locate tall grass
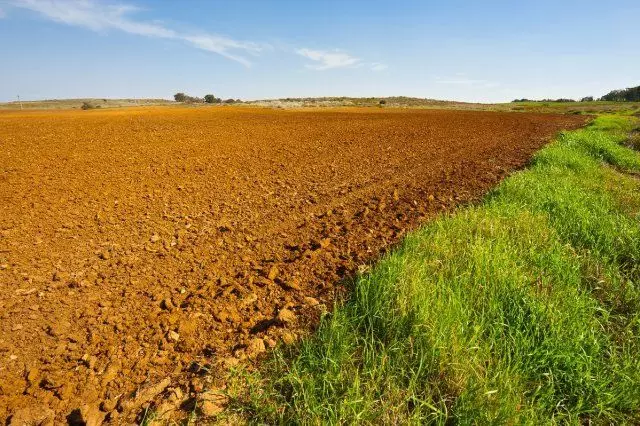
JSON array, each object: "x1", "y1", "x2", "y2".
[{"x1": 229, "y1": 115, "x2": 640, "y2": 424}]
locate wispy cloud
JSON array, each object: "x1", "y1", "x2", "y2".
[
  {"x1": 8, "y1": 1, "x2": 384, "y2": 70},
  {"x1": 182, "y1": 35, "x2": 265, "y2": 67},
  {"x1": 296, "y1": 48, "x2": 361, "y2": 70},
  {"x1": 10, "y1": 0, "x2": 265, "y2": 66},
  {"x1": 0, "y1": 7, "x2": 6, "y2": 18},
  {"x1": 370, "y1": 62, "x2": 388, "y2": 72}
]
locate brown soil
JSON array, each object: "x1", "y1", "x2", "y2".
[{"x1": 0, "y1": 107, "x2": 586, "y2": 423}]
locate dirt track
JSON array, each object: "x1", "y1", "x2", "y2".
[{"x1": 0, "y1": 107, "x2": 586, "y2": 423}]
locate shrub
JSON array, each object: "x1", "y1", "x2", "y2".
[
  {"x1": 174, "y1": 93, "x2": 204, "y2": 103},
  {"x1": 204, "y1": 94, "x2": 222, "y2": 104}
]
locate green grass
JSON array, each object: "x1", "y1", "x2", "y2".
[
  {"x1": 508, "y1": 101, "x2": 640, "y2": 115},
  {"x1": 228, "y1": 115, "x2": 640, "y2": 425}
]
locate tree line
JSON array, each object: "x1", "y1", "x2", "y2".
[
  {"x1": 599, "y1": 86, "x2": 640, "y2": 102},
  {"x1": 174, "y1": 93, "x2": 241, "y2": 104},
  {"x1": 512, "y1": 85, "x2": 640, "y2": 103}
]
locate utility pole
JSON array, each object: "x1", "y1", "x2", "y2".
[{"x1": 18, "y1": 95, "x2": 23, "y2": 110}]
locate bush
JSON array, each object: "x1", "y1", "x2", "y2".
[
  {"x1": 581, "y1": 96, "x2": 594, "y2": 102},
  {"x1": 204, "y1": 94, "x2": 222, "y2": 104},
  {"x1": 174, "y1": 92, "x2": 186, "y2": 102},
  {"x1": 81, "y1": 102, "x2": 96, "y2": 110}
]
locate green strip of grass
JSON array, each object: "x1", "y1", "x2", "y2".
[{"x1": 229, "y1": 115, "x2": 640, "y2": 425}]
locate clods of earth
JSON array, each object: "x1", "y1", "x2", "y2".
[{"x1": 0, "y1": 107, "x2": 586, "y2": 423}]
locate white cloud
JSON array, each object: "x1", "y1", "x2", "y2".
[
  {"x1": 183, "y1": 35, "x2": 264, "y2": 67},
  {"x1": 10, "y1": 0, "x2": 264, "y2": 66},
  {"x1": 8, "y1": 1, "x2": 382, "y2": 70},
  {"x1": 296, "y1": 48, "x2": 361, "y2": 70}
]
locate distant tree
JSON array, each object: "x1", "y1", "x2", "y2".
[
  {"x1": 204, "y1": 94, "x2": 217, "y2": 104},
  {"x1": 512, "y1": 98, "x2": 578, "y2": 103},
  {"x1": 599, "y1": 86, "x2": 640, "y2": 102},
  {"x1": 223, "y1": 98, "x2": 235, "y2": 104},
  {"x1": 174, "y1": 93, "x2": 204, "y2": 103},
  {"x1": 580, "y1": 96, "x2": 594, "y2": 102},
  {"x1": 379, "y1": 99, "x2": 387, "y2": 105}
]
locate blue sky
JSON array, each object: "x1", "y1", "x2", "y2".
[{"x1": 0, "y1": 0, "x2": 638, "y2": 103}]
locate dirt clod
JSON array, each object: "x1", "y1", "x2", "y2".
[
  {"x1": 199, "y1": 389, "x2": 228, "y2": 418},
  {"x1": 246, "y1": 338, "x2": 266, "y2": 359},
  {"x1": 160, "y1": 298, "x2": 174, "y2": 311},
  {"x1": 118, "y1": 378, "x2": 171, "y2": 414},
  {"x1": 277, "y1": 308, "x2": 296, "y2": 325},
  {"x1": 9, "y1": 405, "x2": 55, "y2": 426},
  {"x1": 281, "y1": 331, "x2": 297, "y2": 345},
  {"x1": 283, "y1": 278, "x2": 302, "y2": 290},
  {"x1": 67, "y1": 404, "x2": 105, "y2": 426},
  {"x1": 267, "y1": 265, "x2": 279, "y2": 281},
  {"x1": 167, "y1": 331, "x2": 180, "y2": 342},
  {"x1": 304, "y1": 297, "x2": 320, "y2": 307},
  {"x1": 100, "y1": 399, "x2": 118, "y2": 413}
]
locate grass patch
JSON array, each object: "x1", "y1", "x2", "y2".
[
  {"x1": 629, "y1": 133, "x2": 640, "y2": 151},
  {"x1": 228, "y1": 115, "x2": 640, "y2": 424}
]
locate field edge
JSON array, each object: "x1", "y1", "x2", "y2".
[{"x1": 219, "y1": 113, "x2": 640, "y2": 425}]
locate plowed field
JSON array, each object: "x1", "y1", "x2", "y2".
[{"x1": 0, "y1": 107, "x2": 586, "y2": 423}]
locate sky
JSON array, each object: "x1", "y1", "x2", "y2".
[{"x1": 0, "y1": 0, "x2": 638, "y2": 103}]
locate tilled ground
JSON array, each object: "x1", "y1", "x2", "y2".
[{"x1": 0, "y1": 107, "x2": 586, "y2": 423}]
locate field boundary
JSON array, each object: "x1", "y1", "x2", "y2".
[{"x1": 222, "y1": 114, "x2": 640, "y2": 424}]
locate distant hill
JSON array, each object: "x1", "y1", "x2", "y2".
[
  {"x1": 247, "y1": 96, "x2": 488, "y2": 109},
  {"x1": 0, "y1": 98, "x2": 173, "y2": 110},
  {"x1": 2, "y1": 95, "x2": 638, "y2": 115}
]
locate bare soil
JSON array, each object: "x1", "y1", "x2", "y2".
[{"x1": 0, "y1": 107, "x2": 586, "y2": 423}]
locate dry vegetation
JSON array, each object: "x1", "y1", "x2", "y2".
[{"x1": 0, "y1": 98, "x2": 173, "y2": 110}]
